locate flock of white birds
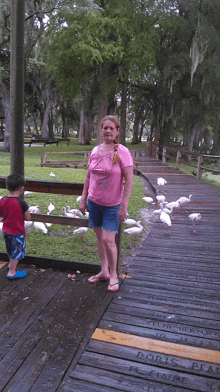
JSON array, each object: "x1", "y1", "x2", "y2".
[{"x1": 0, "y1": 176, "x2": 201, "y2": 245}]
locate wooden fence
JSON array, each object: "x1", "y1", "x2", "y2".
[
  {"x1": 148, "y1": 143, "x2": 220, "y2": 179},
  {"x1": 0, "y1": 177, "x2": 122, "y2": 269}
]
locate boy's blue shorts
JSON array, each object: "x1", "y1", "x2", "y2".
[
  {"x1": 88, "y1": 199, "x2": 120, "y2": 233},
  {"x1": 3, "y1": 232, "x2": 26, "y2": 261}
]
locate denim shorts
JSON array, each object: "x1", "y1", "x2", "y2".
[
  {"x1": 88, "y1": 199, "x2": 120, "y2": 233},
  {"x1": 3, "y1": 232, "x2": 26, "y2": 261}
]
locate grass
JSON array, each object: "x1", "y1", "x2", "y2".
[{"x1": 0, "y1": 140, "x2": 148, "y2": 264}]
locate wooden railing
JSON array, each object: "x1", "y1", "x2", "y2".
[
  {"x1": 0, "y1": 177, "x2": 122, "y2": 268},
  {"x1": 148, "y1": 144, "x2": 220, "y2": 180},
  {"x1": 41, "y1": 151, "x2": 91, "y2": 169}
]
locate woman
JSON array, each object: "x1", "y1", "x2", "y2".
[{"x1": 79, "y1": 115, "x2": 134, "y2": 292}]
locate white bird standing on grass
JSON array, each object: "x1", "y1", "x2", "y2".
[
  {"x1": 124, "y1": 221, "x2": 146, "y2": 247},
  {"x1": 73, "y1": 227, "x2": 90, "y2": 244},
  {"x1": 29, "y1": 205, "x2": 40, "y2": 214},
  {"x1": 124, "y1": 218, "x2": 137, "y2": 226},
  {"x1": 76, "y1": 196, "x2": 82, "y2": 203},
  {"x1": 48, "y1": 202, "x2": 55, "y2": 214},
  {"x1": 33, "y1": 221, "x2": 48, "y2": 234},
  {"x1": 24, "y1": 191, "x2": 34, "y2": 196},
  {"x1": 50, "y1": 172, "x2": 55, "y2": 177}
]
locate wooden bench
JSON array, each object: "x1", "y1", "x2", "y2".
[
  {"x1": 57, "y1": 138, "x2": 70, "y2": 146},
  {"x1": 25, "y1": 138, "x2": 59, "y2": 147},
  {"x1": 41, "y1": 151, "x2": 91, "y2": 169}
]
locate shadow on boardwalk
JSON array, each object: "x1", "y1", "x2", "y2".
[{"x1": 1, "y1": 154, "x2": 220, "y2": 391}]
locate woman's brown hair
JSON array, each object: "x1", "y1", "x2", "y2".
[{"x1": 100, "y1": 115, "x2": 120, "y2": 165}]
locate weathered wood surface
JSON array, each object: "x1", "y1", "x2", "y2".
[
  {"x1": 1, "y1": 154, "x2": 220, "y2": 391},
  {"x1": 62, "y1": 154, "x2": 220, "y2": 392}
]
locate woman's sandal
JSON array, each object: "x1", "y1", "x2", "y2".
[
  {"x1": 108, "y1": 280, "x2": 119, "y2": 292},
  {"x1": 88, "y1": 275, "x2": 109, "y2": 284}
]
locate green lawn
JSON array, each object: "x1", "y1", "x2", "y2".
[{"x1": 0, "y1": 140, "x2": 148, "y2": 264}]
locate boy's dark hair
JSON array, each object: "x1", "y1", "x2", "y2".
[{"x1": 6, "y1": 174, "x2": 26, "y2": 191}]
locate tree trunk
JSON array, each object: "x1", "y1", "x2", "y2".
[
  {"x1": 119, "y1": 81, "x2": 127, "y2": 146},
  {"x1": 138, "y1": 121, "x2": 144, "y2": 143},
  {"x1": 96, "y1": 94, "x2": 108, "y2": 145},
  {"x1": 41, "y1": 101, "x2": 52, "y2": 138},
  {"x1": 78, "y1": 101, "x2": 85, "y2": 145},
  {"x1": 1, "y1": 80, "x2": 10, "y2": 152},
  {"x1": 84, "y1": 113, "x2": 91, "y2": 145},
  {"x1": 131, "y1": 110, "x2": 141, "y2": 144}
]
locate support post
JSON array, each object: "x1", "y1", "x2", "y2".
[
  {"x1": 162, "y1": 147, "x2": 166, "y2": 164},
  {"x1": 10, "y1": 0, "x2": 25, "y2": 176},
  {"x1": 197, "y1": 155, "x2": 204, "y2": 179},
  {"x1": 176, "y1": 150, "x2": 181, "y2": 169}
]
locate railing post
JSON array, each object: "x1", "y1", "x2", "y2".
[
  {"x1": 162, "y1": 147, "x2": 166, "y2": 164},
  {"x1": 116, "y1": 222, "x2": 123, "y2": 274},
  {"x1": 197, "y1": 154, "x2": 204, "y2": 179},
  {"x1": 176, "y1": 150, "x2": 181, "y2": 169}
]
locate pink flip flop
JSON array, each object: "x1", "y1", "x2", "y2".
[
  {"x1": 108, "y1": 280, "x2": 119, "y2": 292},
  {"x1": 88, "y1": 275, "x2": 109, "y2": 284}
]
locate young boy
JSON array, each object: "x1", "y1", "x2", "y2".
[{"x1": 0, "y1": 174, "x2": 31, "y2": 279}]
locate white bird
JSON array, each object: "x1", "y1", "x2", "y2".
[
  {"x1": 33, "y1": 221, "x2": 48, "y2": 234},
  {"x1": 66, "y1": 206, "x2": 79, "y2": 214},
  {"x1": 24, "y1": 191, "x2": 34, "y2": 196},
  {"x1": 157, "y1": 177, "x2": 167, "y2": 186},
  {"x1": 29, "y1": 205, "x2": 40, "y2": 214},
  {"x1": 0, "y1": 222, "x2": 3, "y2": 231},
  {"x1": 24, "y1": 220, "x2": 33, "y2": 230},
  {"x1": 76, "y1": 196, "x2": 82, "y2": 203},
  {"x1": 188, "y1": 213, "x2": 201, "y2": 232},
  {"x1": 124, "y1": 221, "x2": 146, "y2": 247},
  {"x1": 48, "y1": 202, "x2": 55, "y2": 214},
  {"x1": 60, "y1": 207, "x2": 77, "y2": 218},
  {"x1": 50, "y1": 172, "x2": 55, "y2": 177},
  {"x1": 46, "y1": 212, "x2": 53, "y2": 227},
  {"x1": 176, "y1": 194, "x2": 193, "y2": 213},
  {"x1": 164, "y1": 200, "x2": 179, "y2": 210},
  {"x1": 143, "y1": 197, "x2": 154, "y2": 204},
  {"x1": 156, "y1": 195, "x2": 166, "y2": 204},
  {"x1": 124, "y1": 218, "x2": 137, "y2": 226},
  {"x1": 160, "y1": 210, "x2": 172, "y2": 228}
]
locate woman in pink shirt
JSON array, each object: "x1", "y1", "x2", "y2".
[{"x1": 79, "y1": 115, "x2": 134, "y2": 292}]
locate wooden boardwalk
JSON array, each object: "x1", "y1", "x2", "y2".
[{"x1": 1, "y1": 154, "x2": 220, "y2": 391}]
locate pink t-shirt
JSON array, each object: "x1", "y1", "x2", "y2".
[{"x1": 88, "y1": 144, "x2": 133, "y2": 206}]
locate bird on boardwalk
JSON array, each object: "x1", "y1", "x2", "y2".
[
  {"x1": 50, "y1": 172, "x2": 55, "y2": 177},
  {"x1": 29, "y1": 205, "x2": 40, "y2": 214},
  {"x1": 176, "y1": 194, "x2": 193, "y2": 213},
  {"x1": 48, "y1": 202, "x2": 55, "y2": 214},
  {"x1": 159, "y1": 203, "x2": 172, "y2": 232},
  {"x1": 156, "y1": 195, "x2": 166, "y2": 204},
  {"x1": 33, "y1": 221, "x2": 48, "y2": 234},
  {"x1": 157, "y1": 177, "x2": 167, "y2": 186},
  {"x1": 188, "y1": 213, "x2": 201, "y2": 232},
  {"x1": 143, "y1": 197, "x2": 154, "y2": 204},
  {"x1": 124, "y1": 221, "x2": 146, "y2": 247}
]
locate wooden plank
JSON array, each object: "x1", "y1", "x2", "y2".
[
  {"x1": 0, "y1": 261, "x2": 7, "y2": 269},
  {"x1": 77, "y1": 351, "x2": 220, "y2": 391},
  {"x1": 92, "y1": 328, "x2": 220, "y2": 365},
  {"x1": 87, "y1": 339, "x2": 220, "y2": 379}
]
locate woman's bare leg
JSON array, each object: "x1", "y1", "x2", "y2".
[
  {"x1": 93, "y1": 227, "x2": 110, "y2": 278},
  {"x1": 102, "y1": 229, "x2": 118, "y2": 286}
]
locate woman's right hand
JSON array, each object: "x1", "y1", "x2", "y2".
[{"x1": 79, "y1": 199, "x2": 87, "y2": 215}]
